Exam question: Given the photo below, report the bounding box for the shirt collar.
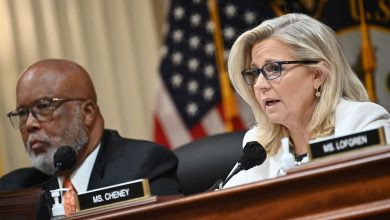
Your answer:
[58,143,101,193]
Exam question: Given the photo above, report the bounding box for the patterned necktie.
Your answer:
[63,176,78,216]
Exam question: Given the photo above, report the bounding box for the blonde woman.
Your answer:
[224,13,390,188]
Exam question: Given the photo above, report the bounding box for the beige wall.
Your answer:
[0,0,170,175]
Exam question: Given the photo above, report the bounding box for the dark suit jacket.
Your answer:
[0,167,50,190]
[0,129,181,219]
[84,129,181,195]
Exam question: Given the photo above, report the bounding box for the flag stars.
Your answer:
[206,21,214,33]
[171,73,183,88]
[187,80,199,94]
[203,87,215,101]
[204,64,215,78]
[172,29,184,43]
[189,36,201,49]
[186,102,199,117]
[204,42,215,56]
[190,13,202,27]
[223,26,235,40]
[224,4,237,18]
[188,58,200,72]
[173,7,185,21]
[244,11,257,25]
[171,52,183,65]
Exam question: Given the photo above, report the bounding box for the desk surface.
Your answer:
[65,146,390,220]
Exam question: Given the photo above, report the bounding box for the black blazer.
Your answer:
[0,167,50,190]
[34,129,181,219]
[86,129,181,195]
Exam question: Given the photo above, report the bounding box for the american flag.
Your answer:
[154,0,274,149]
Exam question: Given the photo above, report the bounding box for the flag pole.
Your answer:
[207,0,239,131]
[358,0,377,102]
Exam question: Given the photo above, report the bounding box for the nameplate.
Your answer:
[77,179,151,211]
[308,126,389,160]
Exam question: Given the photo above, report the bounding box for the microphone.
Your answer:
[53,146,77,174]
[221,141,267,188]
[36,146,78,219]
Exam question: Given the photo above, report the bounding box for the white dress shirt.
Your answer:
[57,144,101,193]
[223,99,390,189]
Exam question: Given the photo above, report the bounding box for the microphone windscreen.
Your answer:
[239,141,267,170]
[53,146,77,172]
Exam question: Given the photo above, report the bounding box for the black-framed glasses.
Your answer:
[241,60,319,85]
[7,98,85,130]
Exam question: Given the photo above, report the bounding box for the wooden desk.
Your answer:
[2,146,390,219]
[0,187,41,220]
[68,146,390,220]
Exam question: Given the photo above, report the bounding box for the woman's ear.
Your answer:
[313,69,328,90]
[81,100,97,126]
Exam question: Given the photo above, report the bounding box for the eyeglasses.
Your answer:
[7,98,85,130]
[241,60,319,85]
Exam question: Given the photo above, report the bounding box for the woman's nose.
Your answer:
[254,74,270,90]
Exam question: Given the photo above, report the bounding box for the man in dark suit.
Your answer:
[4,59,181,218]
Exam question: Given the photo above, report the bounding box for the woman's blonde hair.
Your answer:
[228,13,368,155]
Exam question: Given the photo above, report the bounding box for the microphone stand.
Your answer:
[221,163,242,188]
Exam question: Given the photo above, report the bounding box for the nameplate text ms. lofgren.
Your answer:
[308,126,389,160]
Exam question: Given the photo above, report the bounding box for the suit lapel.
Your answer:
[87,129,126,190]
[87,130,110,190]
